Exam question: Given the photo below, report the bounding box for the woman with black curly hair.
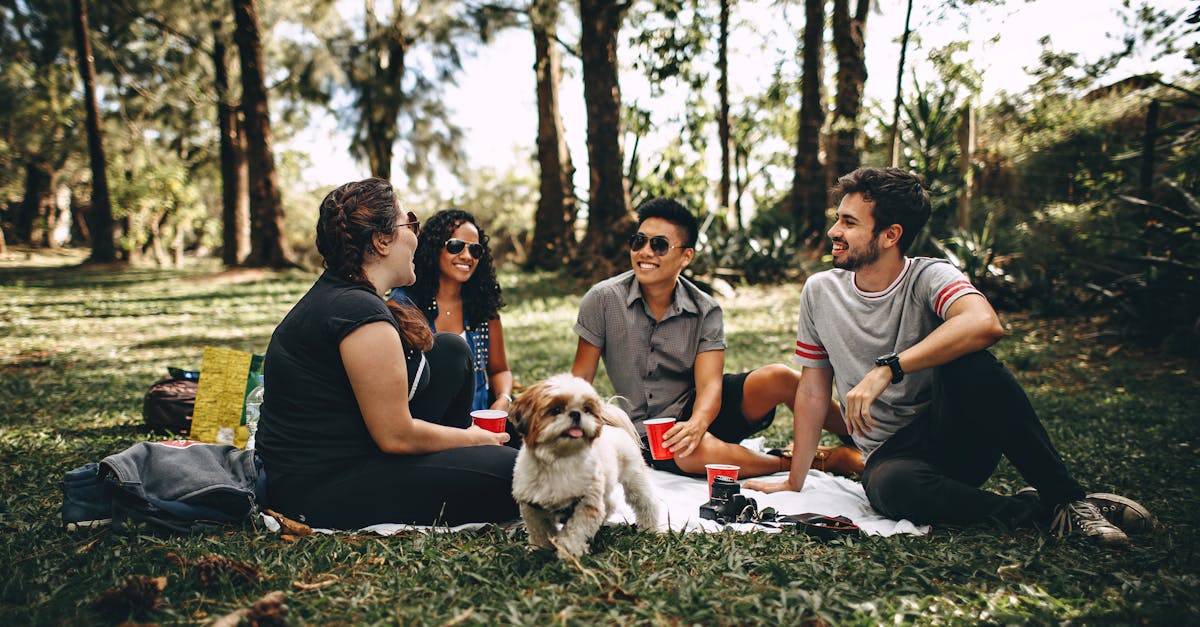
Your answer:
[257,180,518,529]
[389,209,514,413]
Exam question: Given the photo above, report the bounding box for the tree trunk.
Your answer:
[1141,99,1159,198]
[791,0,826,243]
[831,0,869,179]
[579,0,633,271]
[957,103,974,230]
[717,0,735,232]
[16,161,53,245]
[888,0,914,168]
[214,20,250,266]
[232,0,293,268]
[360,0,406,181]
[527,0,578,270]
[71,0,117,263]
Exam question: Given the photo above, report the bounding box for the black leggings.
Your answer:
[269,333,518,528]
[861,351,1085,529]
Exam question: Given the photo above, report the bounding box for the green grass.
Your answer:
[1,247,1198,625]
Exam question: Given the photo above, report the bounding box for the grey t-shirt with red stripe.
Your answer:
[793,257,982,458]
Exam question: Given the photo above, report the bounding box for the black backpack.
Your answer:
[142,374,198,435]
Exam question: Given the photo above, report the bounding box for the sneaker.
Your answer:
[1050,499,1129,547]
[1086,493,1154,534]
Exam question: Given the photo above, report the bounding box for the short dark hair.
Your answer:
[634,197,699,248]
[832,168,931,253]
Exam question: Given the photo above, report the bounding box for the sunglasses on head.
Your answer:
[397,211,420,236]
[629,232,686,256]
[445,238,485,259]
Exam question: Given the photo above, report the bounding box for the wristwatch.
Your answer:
[875,353,905,384]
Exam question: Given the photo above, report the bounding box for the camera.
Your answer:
[699,476,758,523]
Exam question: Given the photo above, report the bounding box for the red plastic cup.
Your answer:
[705,464,740,496]
[471,409,508,433]
[644,417,676,460]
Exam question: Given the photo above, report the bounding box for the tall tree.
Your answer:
[791,0,826,242]
[70,0,117,262]
[232,0,293,268]
[340,0,506,184]
[579,0,632,268]
[527,0,578,270]
[2,0,83,249]
[716,0,734,230]
[213,18,249,265]
[831,0,870,178]
[888,0,914,167]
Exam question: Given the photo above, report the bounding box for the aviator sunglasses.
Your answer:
[396,211,421,236]
[628,232,687,256]
[445,238,485,259]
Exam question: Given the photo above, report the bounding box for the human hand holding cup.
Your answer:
[644,417,676,460]
[471,409,508,433]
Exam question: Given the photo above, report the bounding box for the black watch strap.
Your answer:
[875,353,904,384]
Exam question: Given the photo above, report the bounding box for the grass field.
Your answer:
[1,247,1198,625]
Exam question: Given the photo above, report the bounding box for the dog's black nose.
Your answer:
[569,411,581,423]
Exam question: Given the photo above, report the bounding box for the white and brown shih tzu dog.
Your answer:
[509,374,660,559]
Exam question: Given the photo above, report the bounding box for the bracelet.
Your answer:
[498,393,514,403]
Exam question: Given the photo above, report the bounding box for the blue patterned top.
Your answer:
[389,287,491,411]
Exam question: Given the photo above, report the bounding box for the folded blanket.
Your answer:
[267,467,928,537]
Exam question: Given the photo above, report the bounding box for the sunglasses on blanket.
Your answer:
[444,238,485,259]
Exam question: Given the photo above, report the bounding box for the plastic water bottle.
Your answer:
[244,374,265,450]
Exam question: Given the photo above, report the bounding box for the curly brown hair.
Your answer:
[316,178,433,352]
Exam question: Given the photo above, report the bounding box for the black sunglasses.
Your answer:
[397,211,420,236]
[629,232,686,256]
[445,238,485,259]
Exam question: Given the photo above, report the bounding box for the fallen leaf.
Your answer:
[210,591,288,627]
[442,608,475,626]
[264,508,313,537]
[292,574,339,592]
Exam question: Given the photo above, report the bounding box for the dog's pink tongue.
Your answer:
[567,427,584,438]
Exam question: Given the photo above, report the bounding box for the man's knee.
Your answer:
[744,364,799,403]
[863,458,936,521]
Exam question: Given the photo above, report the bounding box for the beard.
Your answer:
[831,236,882,272]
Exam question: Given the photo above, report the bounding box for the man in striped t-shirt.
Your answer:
[746,167,1149,547]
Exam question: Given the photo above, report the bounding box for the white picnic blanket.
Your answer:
[264,464,928,537]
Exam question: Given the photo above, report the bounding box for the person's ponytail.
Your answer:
[387,298,435,353]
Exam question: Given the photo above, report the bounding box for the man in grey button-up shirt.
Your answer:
[572,198,829,479]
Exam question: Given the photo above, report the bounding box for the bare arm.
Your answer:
[843,293,1004,436]
[341,321,507,454]
[486,317,513,410]
[571,337,602,383]
[744,365,833,494]
[664,349,723,458]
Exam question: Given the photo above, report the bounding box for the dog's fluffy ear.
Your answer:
[508,380,543,438]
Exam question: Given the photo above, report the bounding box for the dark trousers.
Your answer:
[269,333,518,528]
[861,351,1085,528]
[409,332,476,427]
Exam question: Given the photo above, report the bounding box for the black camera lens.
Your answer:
[711,476,741,500]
